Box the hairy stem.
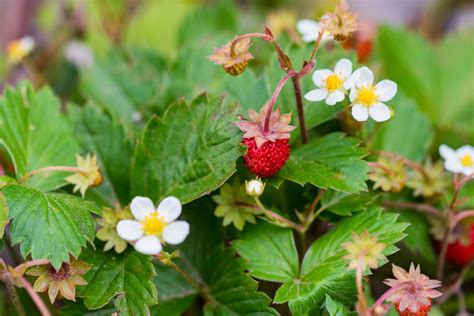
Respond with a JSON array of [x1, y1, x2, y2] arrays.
[[381, 200, 441, 218], [230, 32, 272, 57], [20, 165, 83, 183], [291, 76, 308, 144], [14, 259, 50, 274], [308, 30, 325, 62], [254, 197, 305, 233], [263, 70, 297, 133], [356, 256, 367, 315], [17, 275, 51, 316], [369, 282, 411, 314]]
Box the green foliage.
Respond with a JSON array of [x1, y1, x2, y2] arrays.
[[78, 248, 158, 316], [235, 208, 407, 315], [131, 94, 245, 204], [319, 190, 376, 216], [324, 295, 355, 316], [0, 193, 7, 238], [1, 184, 98, 269], [277, 133, 369, 193], [0, 82, 80, 191], [69, 104, 134, 206]]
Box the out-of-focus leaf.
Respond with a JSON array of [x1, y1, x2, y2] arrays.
[[1, 185, 98, 269], [69, 105, 134, 206], [277, 133, 369, 193], [131, 94, 244, 204], [371, 99, 433, 162], [320, 190, 375, 216], [79, 248, 158, 316], [0, 82, 80, 192]]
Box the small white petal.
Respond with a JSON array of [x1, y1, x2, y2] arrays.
[[349, 87, 357, 102], [116, 220, 143, 241], [445, 159, 463, 174], [326, 91, 345, 106], [375, 80, 397, 102], [134, 235, 163, 255], [460, 167, 474, 176], [296, 19, 320, 42], [439, 144, 456, 161], [130, 196, 155, 221], [334, 58, 352, 78], [456, 145, 474, 157], [356, 67, 374, 88], [351, 104, 369, 121], [344, 70, 360, 90], [157, 196, 182, 223], [312, 69, 333, 87], [369, 103, 391, 122], [163, 221, 190, 245], [304, 88, 328, 102]]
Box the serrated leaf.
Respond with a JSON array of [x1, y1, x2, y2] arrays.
[[0, 193, 8, 238], [69, 105, 134, 206], [1, 185, 97, 269], [320, 190, 376, 216], [283, 208, 408, 315], [233, 221, 299, 283], [131, 94, 244, 204], [78, 248, 158, 316], [154, 198, 277, 315], [0, 82, 80, 191], [324, 295, 355, 316], [277, 133, 369, 193], [371, 99, 433, 162]]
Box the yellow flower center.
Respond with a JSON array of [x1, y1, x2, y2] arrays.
[[460, 154, 473, 167], [141, 213, 166, 236], [325, 74, 343, 92], [7, 41, 26, 61], [357, 86, 378, 106]]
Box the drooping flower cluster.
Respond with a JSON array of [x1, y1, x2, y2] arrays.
[[321, 0, 358, 41], [116, 196, 189, 255], [236, 104, 296, 177], [209, 37, 254, 76], [439, 144, 474, 176], [305, 61, 397, 123], [384, 263, 442, 316]]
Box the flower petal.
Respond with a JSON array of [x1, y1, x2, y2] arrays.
[[351, 104, 369, 121], [349, 87, 357, 102], [162, 221, 190, 245], [134, 235, 162, 255], [157, 196, 182, 223], [334, 58, 352, 78], [130, 196, 155, 221], [356, 66, 374, 88], [116, 220, 143, 241], [326, 90, 345, 106], [369, 103, 391, 122], [304, 88, 328, 102], [445, 159, 462, 174], [375, 80, 397, 102], [439, 144, 456, 161], [296, 19, 320, 42], [312, 69, 332, 87], [344, 69, 360, 90], [457, 145, 474, 157]]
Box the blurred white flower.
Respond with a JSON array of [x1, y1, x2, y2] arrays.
[[439, 145, 474, 176], [7, 35, 35, 64], [64, 41, 94, 69], [304, 58, 358, 106], [296, 19, 333, 43], [349, 66, 397, 122], [116, 196, 190, 255], [245, 178, 265, 197]]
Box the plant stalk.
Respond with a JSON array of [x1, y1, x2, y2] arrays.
[[291, 76, 308, 144]]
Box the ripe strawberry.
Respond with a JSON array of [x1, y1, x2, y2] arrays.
[[394, 300, 432, 316], [445, 223, 474, 265], [236, 104, 296, 178]]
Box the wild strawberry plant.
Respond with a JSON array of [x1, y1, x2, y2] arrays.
[[0, 1, 473, 315]]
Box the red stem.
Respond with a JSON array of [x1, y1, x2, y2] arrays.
[[263, 70, 297, 133], [291, 76, 308, 144], [369, 282, 412, 315], [230, 32, 272, 57], [453, 210, 474, 226], [14, 259, 50, 274], [18, 276, 51, 316]]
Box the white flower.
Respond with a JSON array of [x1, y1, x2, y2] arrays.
[[349, 66, 397, 122], [304, 58, 358, 106], [439, 145, 474, 176], [64, 41, 94, 69], [7, 35, 35, 64], [245, 178, 265, 197], [116, 196, 190, 255], [296, 19, 333, 43]]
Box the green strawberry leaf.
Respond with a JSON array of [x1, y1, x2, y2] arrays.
[[78, 248, 158, 316], [0, 82, 80, 192], [0, 193, 8, 238], [1, 184, 98, 269], [277, 133, 369, 193], [319, 190, 376, 216], [324, 295, 355, 316], [69, 104, 134, 206], [131, 94, 244, 204]]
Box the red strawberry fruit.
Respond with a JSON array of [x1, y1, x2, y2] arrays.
[[445, 223, 474, 265], [236, 104, 296, 178]]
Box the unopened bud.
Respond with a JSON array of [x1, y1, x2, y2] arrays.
[[245, 178, 265, 197]]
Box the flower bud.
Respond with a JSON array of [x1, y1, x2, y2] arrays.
[[245, 178, 265, 197]]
